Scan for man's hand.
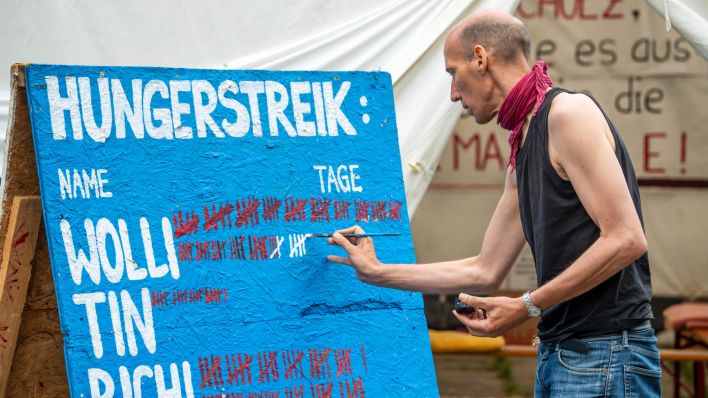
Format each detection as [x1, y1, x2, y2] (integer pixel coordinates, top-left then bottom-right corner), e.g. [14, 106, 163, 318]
[453, 293, 529, 337]
[327, 225, 383, 284]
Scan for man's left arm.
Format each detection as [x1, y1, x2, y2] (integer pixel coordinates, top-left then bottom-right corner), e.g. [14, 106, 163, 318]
[456, 93, 647, 337]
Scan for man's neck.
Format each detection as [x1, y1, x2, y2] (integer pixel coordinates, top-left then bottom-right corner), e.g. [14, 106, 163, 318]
[498, 64, 532, 99]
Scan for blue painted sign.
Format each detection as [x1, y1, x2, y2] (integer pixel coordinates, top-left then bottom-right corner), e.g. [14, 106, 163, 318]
[25, 65, 438, 397]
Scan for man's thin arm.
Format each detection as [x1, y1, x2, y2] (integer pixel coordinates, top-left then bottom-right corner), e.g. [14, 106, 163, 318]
[330, 168, 526, 294]
[529, 93, 647, 309]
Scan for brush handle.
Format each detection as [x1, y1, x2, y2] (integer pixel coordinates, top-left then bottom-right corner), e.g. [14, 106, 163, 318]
[307, 233, 401, 238]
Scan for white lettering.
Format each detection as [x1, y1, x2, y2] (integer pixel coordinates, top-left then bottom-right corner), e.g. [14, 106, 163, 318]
[112, 79, 144, 139]
[169, 80, 193, 139]
[239, 81, 265, 136]
[143, 80, 173, 139]
[323, 81, 356, 136]
[218, 80, 250, 137]
[265, 80, 296, 137]
[62, 218, 100, 285]
[78, 77, 112, 142]
[122, 288, 156, 357]
[88, 368, 115, 398]
[192, 80, 224, 138]
[46, 76, 82, 140]
[291, 82, 315, 136]
[73, 292, 106, 358]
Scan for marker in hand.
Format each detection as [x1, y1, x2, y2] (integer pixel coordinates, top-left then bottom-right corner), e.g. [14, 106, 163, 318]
[306, 232, 400, 239]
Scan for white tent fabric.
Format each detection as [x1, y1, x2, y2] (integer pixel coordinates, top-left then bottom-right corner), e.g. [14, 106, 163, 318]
[1, 1, 705, 215]
[646, 0, 708, 59]
[0, 0, 517, 216]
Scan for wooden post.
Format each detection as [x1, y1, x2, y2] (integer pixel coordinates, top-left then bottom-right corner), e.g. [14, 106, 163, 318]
[0, 64, 69, 396]
[0, 196, 42, 397]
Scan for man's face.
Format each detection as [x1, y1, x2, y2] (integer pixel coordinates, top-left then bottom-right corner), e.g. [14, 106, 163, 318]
[444, 36, 497, 124]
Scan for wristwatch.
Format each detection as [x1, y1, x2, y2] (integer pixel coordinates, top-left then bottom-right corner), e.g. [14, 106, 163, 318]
[522, 291, 542, 317]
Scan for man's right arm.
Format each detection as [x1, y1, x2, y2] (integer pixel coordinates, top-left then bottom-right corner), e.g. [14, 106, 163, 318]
[327, 166, 527, 294]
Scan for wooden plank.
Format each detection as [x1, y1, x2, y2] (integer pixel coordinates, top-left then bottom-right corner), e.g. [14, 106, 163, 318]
[1, 64, 69, 397]
[0, 196, 42, 397]
[0, 64, 40, 268]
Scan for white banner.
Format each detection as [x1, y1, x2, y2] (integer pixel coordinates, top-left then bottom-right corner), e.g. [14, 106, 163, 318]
[412, 0, 708, 297]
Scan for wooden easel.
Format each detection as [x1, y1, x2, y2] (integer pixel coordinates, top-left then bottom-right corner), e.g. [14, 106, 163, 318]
[0, 64, 69, 397]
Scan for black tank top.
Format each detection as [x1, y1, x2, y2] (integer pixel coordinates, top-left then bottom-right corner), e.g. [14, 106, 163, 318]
[516, 87, 653, 342]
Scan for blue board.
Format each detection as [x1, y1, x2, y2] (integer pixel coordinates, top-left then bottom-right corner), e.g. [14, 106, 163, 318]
[24, 65, 439, 397]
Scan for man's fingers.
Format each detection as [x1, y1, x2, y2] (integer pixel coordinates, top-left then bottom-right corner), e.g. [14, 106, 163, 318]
[335, 225, 366, 235]
[452, 311, 492, 336]
[458, 293, 489, 309]
[331, 232, 358, 254]
[327, 255, 352, 266]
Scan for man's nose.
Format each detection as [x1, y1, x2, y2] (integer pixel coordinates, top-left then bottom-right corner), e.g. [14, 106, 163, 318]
[450, 81, 461, 102]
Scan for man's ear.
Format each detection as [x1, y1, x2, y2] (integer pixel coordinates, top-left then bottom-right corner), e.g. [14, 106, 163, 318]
[471, 45, 488, 72]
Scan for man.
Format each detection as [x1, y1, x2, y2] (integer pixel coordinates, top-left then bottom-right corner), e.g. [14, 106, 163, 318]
[327, 9, 661, 397]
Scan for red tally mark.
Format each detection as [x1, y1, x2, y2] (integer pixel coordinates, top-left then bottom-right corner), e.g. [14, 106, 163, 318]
[203, 391, 282, 398]
[354, 201, 370, 222]
[285, 198, 307, 222]
[310, 384, 334, 398]
[172, 290, 189, 305]
[310, 198, 331, 222]
[199, 355, 224, 389]
[388, 201, 402, 221]
[262, 197, 282, 223]
[175, 197, 403, 238]
[229, 235, 247, 260]
[236, 197, 261, 227]
[204, 202, 234, 232]
[212, 240, 227, 261]
[151, 291, 169, 308]
[284, 386, 304, 398]
[205, 288, 227, 304]
[258, 352, 280, 384]
[196, 241, 211, 261]
[282, 350, 305, 380]
[341, 377, 366, 398]
[249, 236, 268, 261]
[173, 210, 199, 238]
[308, 348, 331, 379]
[190, 289, 203, 303]
[151, 288, 228, 307]
[226, 353, 253, 386]
[333, 200, 350, 221]
[370, 202, 387, 222]
[360, 345, 367, 373]
[335, 349, 353, 377]
[178, 242, 194, 261]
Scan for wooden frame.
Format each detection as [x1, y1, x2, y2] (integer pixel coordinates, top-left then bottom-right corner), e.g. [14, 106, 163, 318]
[0, 64, 69, 397]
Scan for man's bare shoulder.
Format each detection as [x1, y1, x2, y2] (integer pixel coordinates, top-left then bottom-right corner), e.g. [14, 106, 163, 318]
[546, 91, 608, 142]
[548, 91, 602, 125]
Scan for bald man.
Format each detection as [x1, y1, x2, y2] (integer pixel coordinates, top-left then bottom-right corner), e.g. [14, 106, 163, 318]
[328, 9, 660, 397]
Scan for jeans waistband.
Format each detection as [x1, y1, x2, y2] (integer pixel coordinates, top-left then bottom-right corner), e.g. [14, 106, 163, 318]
[550, 320, 653, 354]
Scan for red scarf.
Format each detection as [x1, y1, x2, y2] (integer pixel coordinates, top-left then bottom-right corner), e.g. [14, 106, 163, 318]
[497, 60, 553, 169]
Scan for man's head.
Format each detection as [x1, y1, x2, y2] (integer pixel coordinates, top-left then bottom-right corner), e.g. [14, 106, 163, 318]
[444, 9, 531, 124]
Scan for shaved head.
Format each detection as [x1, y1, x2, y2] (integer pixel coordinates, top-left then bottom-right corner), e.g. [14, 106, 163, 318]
[451, 9, 530, 63]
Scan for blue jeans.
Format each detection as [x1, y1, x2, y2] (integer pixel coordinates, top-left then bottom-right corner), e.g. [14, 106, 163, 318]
[534, 324, 662, 397]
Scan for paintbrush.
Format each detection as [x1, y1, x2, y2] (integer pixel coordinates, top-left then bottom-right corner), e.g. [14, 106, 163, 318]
[305, 233, 401, 239]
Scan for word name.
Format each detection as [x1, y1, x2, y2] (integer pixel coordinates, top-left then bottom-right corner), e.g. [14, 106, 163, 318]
[58, 168, 112, 199]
